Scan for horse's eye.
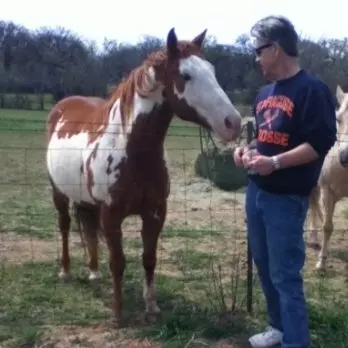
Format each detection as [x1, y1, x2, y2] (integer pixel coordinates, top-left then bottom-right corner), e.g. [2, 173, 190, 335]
[182, 73, 191, 81]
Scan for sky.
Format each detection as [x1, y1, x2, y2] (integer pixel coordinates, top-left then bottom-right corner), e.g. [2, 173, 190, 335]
[2, 0, 347, 49]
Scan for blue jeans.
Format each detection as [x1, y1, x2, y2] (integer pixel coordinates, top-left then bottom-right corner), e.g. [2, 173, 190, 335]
[246, 179, 310, 348]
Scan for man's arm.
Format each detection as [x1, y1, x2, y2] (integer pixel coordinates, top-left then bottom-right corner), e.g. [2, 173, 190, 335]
[276, 143, 319, 168]
[277, 82, 337, 169]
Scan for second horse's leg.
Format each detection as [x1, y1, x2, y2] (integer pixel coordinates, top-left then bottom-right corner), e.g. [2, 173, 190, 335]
[101, 205, 125, 327]
[76, 204, 102, 280]
[52, 187, 71, 280]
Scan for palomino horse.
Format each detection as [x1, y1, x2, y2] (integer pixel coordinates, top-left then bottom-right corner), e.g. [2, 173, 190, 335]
[307, 85, 348, 271]
[46, 28, 242, 326]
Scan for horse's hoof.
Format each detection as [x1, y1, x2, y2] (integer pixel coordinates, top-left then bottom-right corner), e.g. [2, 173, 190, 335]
[315, 268, 327, 277]
[144, 314, 158, 325]
[58, 271, 71, 282]
[145, 302, 161, 314]
[144, 310, 161, 324]
[306, 242, 321, 251]
[315, 264, 326, 270]
[88, 270, 102, 281]
[110, 317, 125, 329]
[314, 262, 327, 274]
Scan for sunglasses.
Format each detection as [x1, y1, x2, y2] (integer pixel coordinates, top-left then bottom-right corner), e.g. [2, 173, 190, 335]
[255, 43, 273, 56]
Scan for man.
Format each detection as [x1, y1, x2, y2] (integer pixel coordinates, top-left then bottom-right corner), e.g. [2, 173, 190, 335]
[233, 16, 337, 348]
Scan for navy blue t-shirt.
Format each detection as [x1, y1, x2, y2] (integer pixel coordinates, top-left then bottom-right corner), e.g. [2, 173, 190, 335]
[249, 69, 337, 196]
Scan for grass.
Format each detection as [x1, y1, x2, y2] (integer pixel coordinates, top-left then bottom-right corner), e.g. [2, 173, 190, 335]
[0, 109, 54, 239]
[1, 250, 347, 347]
[306, 278, 348, 348]
[0, 108, 347, 347]
[0, 260, 109, 344]
[0, 253, 255, 347]
[1, 93, 54, 110]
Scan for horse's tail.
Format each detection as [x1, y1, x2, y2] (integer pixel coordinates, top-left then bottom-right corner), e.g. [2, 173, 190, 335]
[71, 202, 82, 233]
[308, 185, 323, 229]
[71, 202, 105, 255]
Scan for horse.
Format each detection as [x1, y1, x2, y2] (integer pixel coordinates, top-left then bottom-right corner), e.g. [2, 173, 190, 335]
[307, 85, 348, 271]
[45, 27, 242, 326]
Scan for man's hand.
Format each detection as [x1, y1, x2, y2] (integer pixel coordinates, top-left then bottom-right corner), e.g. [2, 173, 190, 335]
[233, 146, 247, 167]
[242, 150, 253, 168]
[248, 155, 275, 175]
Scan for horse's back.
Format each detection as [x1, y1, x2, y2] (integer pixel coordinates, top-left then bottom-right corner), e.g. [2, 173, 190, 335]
[46, 96, 105, 142]
[46, 95, 105, 204]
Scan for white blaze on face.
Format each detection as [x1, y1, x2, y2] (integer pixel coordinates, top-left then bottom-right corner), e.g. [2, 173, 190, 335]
[174, 55, 241, 141]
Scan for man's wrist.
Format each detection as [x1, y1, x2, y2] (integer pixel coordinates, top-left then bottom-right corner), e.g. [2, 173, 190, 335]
[271, 155, 281, 170]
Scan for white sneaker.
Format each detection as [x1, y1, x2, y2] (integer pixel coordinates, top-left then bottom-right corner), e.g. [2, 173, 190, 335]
[248, 326, 283, 348]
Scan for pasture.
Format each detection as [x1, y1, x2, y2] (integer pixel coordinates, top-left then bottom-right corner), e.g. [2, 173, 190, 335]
[0, 108, 347, 348]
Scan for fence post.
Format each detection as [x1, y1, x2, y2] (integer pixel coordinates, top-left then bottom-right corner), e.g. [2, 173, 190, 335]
[246, 120, 254, 314]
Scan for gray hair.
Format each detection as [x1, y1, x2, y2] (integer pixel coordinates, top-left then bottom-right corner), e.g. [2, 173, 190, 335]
[250, 15, 299, 57]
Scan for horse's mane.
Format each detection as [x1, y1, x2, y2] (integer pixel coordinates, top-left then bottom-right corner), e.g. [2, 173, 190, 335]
[104, 49, 168, 130]
[337, 96, 348, 143]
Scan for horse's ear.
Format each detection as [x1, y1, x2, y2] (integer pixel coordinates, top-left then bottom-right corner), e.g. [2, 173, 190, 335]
[192, 29, 207, 49]
[166, 28, 179, 59]
[336, 85, 345, 104]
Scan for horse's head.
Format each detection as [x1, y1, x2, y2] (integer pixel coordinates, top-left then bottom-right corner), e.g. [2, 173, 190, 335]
[152, 28, 242, 143]
[336, 85, 348, 139]
[335, 85, 348, 166]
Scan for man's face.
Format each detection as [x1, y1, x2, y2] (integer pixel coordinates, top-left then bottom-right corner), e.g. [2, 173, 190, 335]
[253, 38, 279, 81]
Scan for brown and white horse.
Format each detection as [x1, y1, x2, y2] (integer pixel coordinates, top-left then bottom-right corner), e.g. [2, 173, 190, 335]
[46, 28, 242, 326]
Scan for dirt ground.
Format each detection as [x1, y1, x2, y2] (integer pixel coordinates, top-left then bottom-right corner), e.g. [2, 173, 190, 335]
[34, 324, 256, 348]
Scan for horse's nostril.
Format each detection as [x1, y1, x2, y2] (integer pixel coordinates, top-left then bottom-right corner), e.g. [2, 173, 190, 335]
[224, 117, 233, 129]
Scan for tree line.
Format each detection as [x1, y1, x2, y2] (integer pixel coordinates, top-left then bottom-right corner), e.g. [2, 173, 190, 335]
[0, 20, 348, 110]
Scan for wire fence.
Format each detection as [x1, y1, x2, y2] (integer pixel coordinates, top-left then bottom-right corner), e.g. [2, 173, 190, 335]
[0, 114, 347, 347]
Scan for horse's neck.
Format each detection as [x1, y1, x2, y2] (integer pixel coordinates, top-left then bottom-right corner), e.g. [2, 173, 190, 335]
[127, 99, 173, 158]
[336, 122, 348, 149]
[103, 94, 173, 156]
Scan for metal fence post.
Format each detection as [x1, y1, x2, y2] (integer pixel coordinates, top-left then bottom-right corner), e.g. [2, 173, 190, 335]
[246, 120, 254, 314]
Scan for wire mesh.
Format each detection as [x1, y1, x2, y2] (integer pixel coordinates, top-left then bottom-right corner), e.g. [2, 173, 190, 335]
[0, 114, 347, 348]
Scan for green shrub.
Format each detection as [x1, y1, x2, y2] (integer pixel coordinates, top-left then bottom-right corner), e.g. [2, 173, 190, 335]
[195, 147, 248, 191]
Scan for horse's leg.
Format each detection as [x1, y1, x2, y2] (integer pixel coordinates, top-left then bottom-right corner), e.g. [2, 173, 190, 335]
[85, 228, 101, 281]
[51, 185, 71, 280]
[100, 204, 125, 327]
[316, 188, 336, 270]
[141, 201, 166, 316]
[307, 185, 322, 250]
[75, 203, 101, 280]
[71, 202, 82, 233]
